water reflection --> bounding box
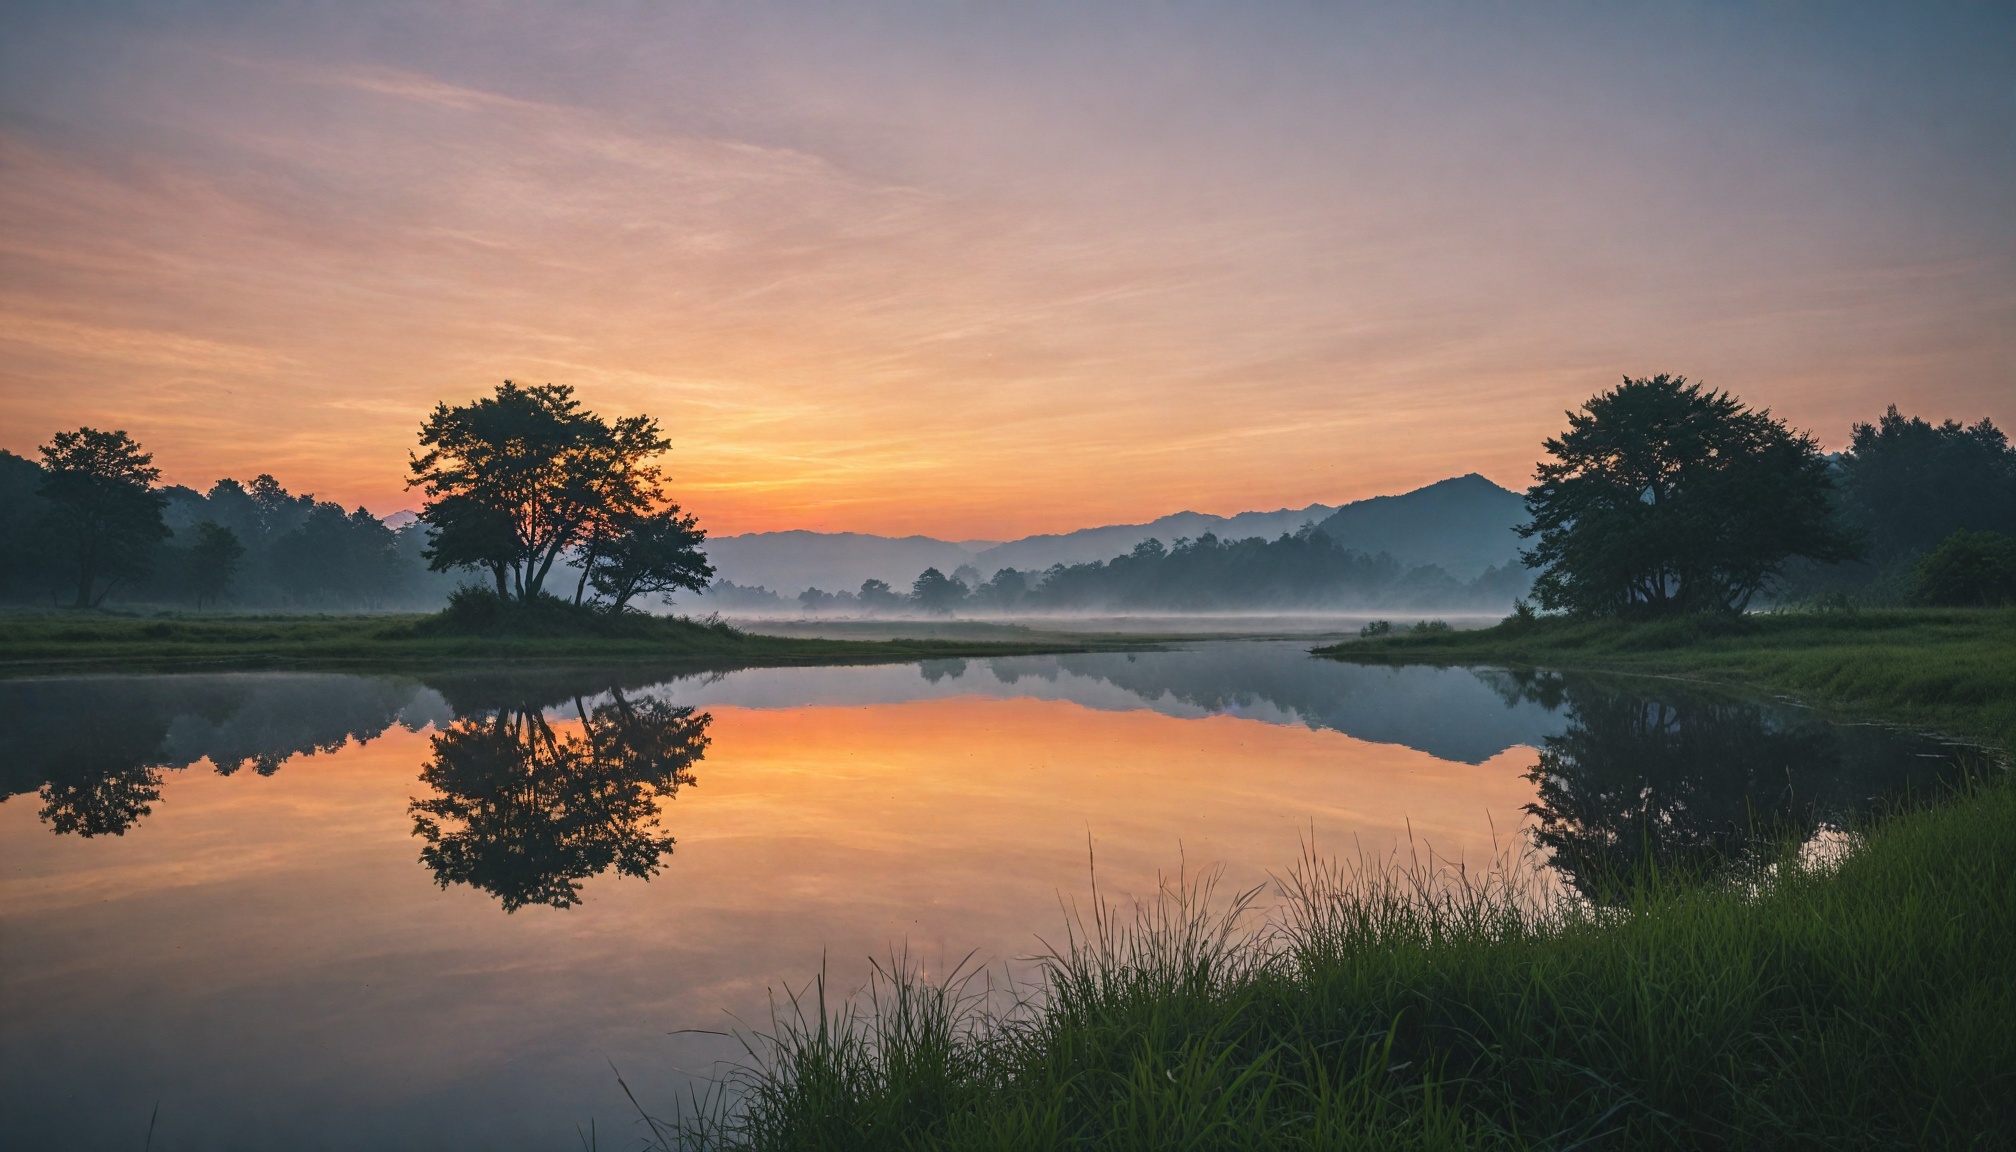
[658,645,1566,764]
[1486,670,1968,899]
[0,670,713,911]
[0,648,1988,1149]
[412,690,709,911]
[1,675,440,837]
[0,650,1973,906]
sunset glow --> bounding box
[2,4,2010,539]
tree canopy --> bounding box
[37,428,169,608]
[1910,530,2016,607]
[1520,375,1856,616]
[1841,407,2016,565]
[409,380,710,610]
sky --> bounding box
[1,2,2011,540]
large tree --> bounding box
[409,381,671,601]
[38,428,169,608]
[1520,375,1855,615]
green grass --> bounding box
[1317,607,2016,750]
[651,771,2014,1151]
[628,607,2015,1150]
[0,608,1145,673]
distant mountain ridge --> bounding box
[703,475,1527,597]
[1314,474,1527,579]
[972,503,1341,574]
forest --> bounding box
[0,451,454,609]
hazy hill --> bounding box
[972,504,1339,574]
[1314,474,1526,578]
[701,476,1527,598]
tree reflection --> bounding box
[2,675,436,837]
[1504,671,1963,901]
[39,764,164,836]
[409,690,710,911]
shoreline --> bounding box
[0,611,1162,676]
[1315,606,2016,751]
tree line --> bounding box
[782,383,2014,619]
[8,376,2008,615]
[0,435,452,609]
[2,381,713,613]
[787,529,1532,615]
[1518,377,2016,615]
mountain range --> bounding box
[703,474,1527,598]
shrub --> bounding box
[1911,530,2016,607]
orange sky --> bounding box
[2,5,2010,539]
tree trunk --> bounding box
[573,547,595,605]
[530,538,566,599]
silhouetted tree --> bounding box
[188,521,245,607]
[409,381,670,602]
[583,507,713,612]
[1521,376,1855,615]
[37,428,169,608]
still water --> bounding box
[0,642,1965,1149]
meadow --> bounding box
[0,603,1134,673]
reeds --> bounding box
[647,776,2015,1150]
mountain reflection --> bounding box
[1489,671,1967,901]
[411,690,710,912]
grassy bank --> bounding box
[1318,608,2016,750]
[658,772,2014,1151]
[0,609,1141,673]
[638,608,2015,1150]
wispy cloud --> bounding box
[1,4,2010,531]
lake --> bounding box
[0,642,1966,1149]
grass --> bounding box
[0,603,1146,674]
[627,606,2015,1150]
[648,771,2014,1150]
[1317,607,2016,750]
